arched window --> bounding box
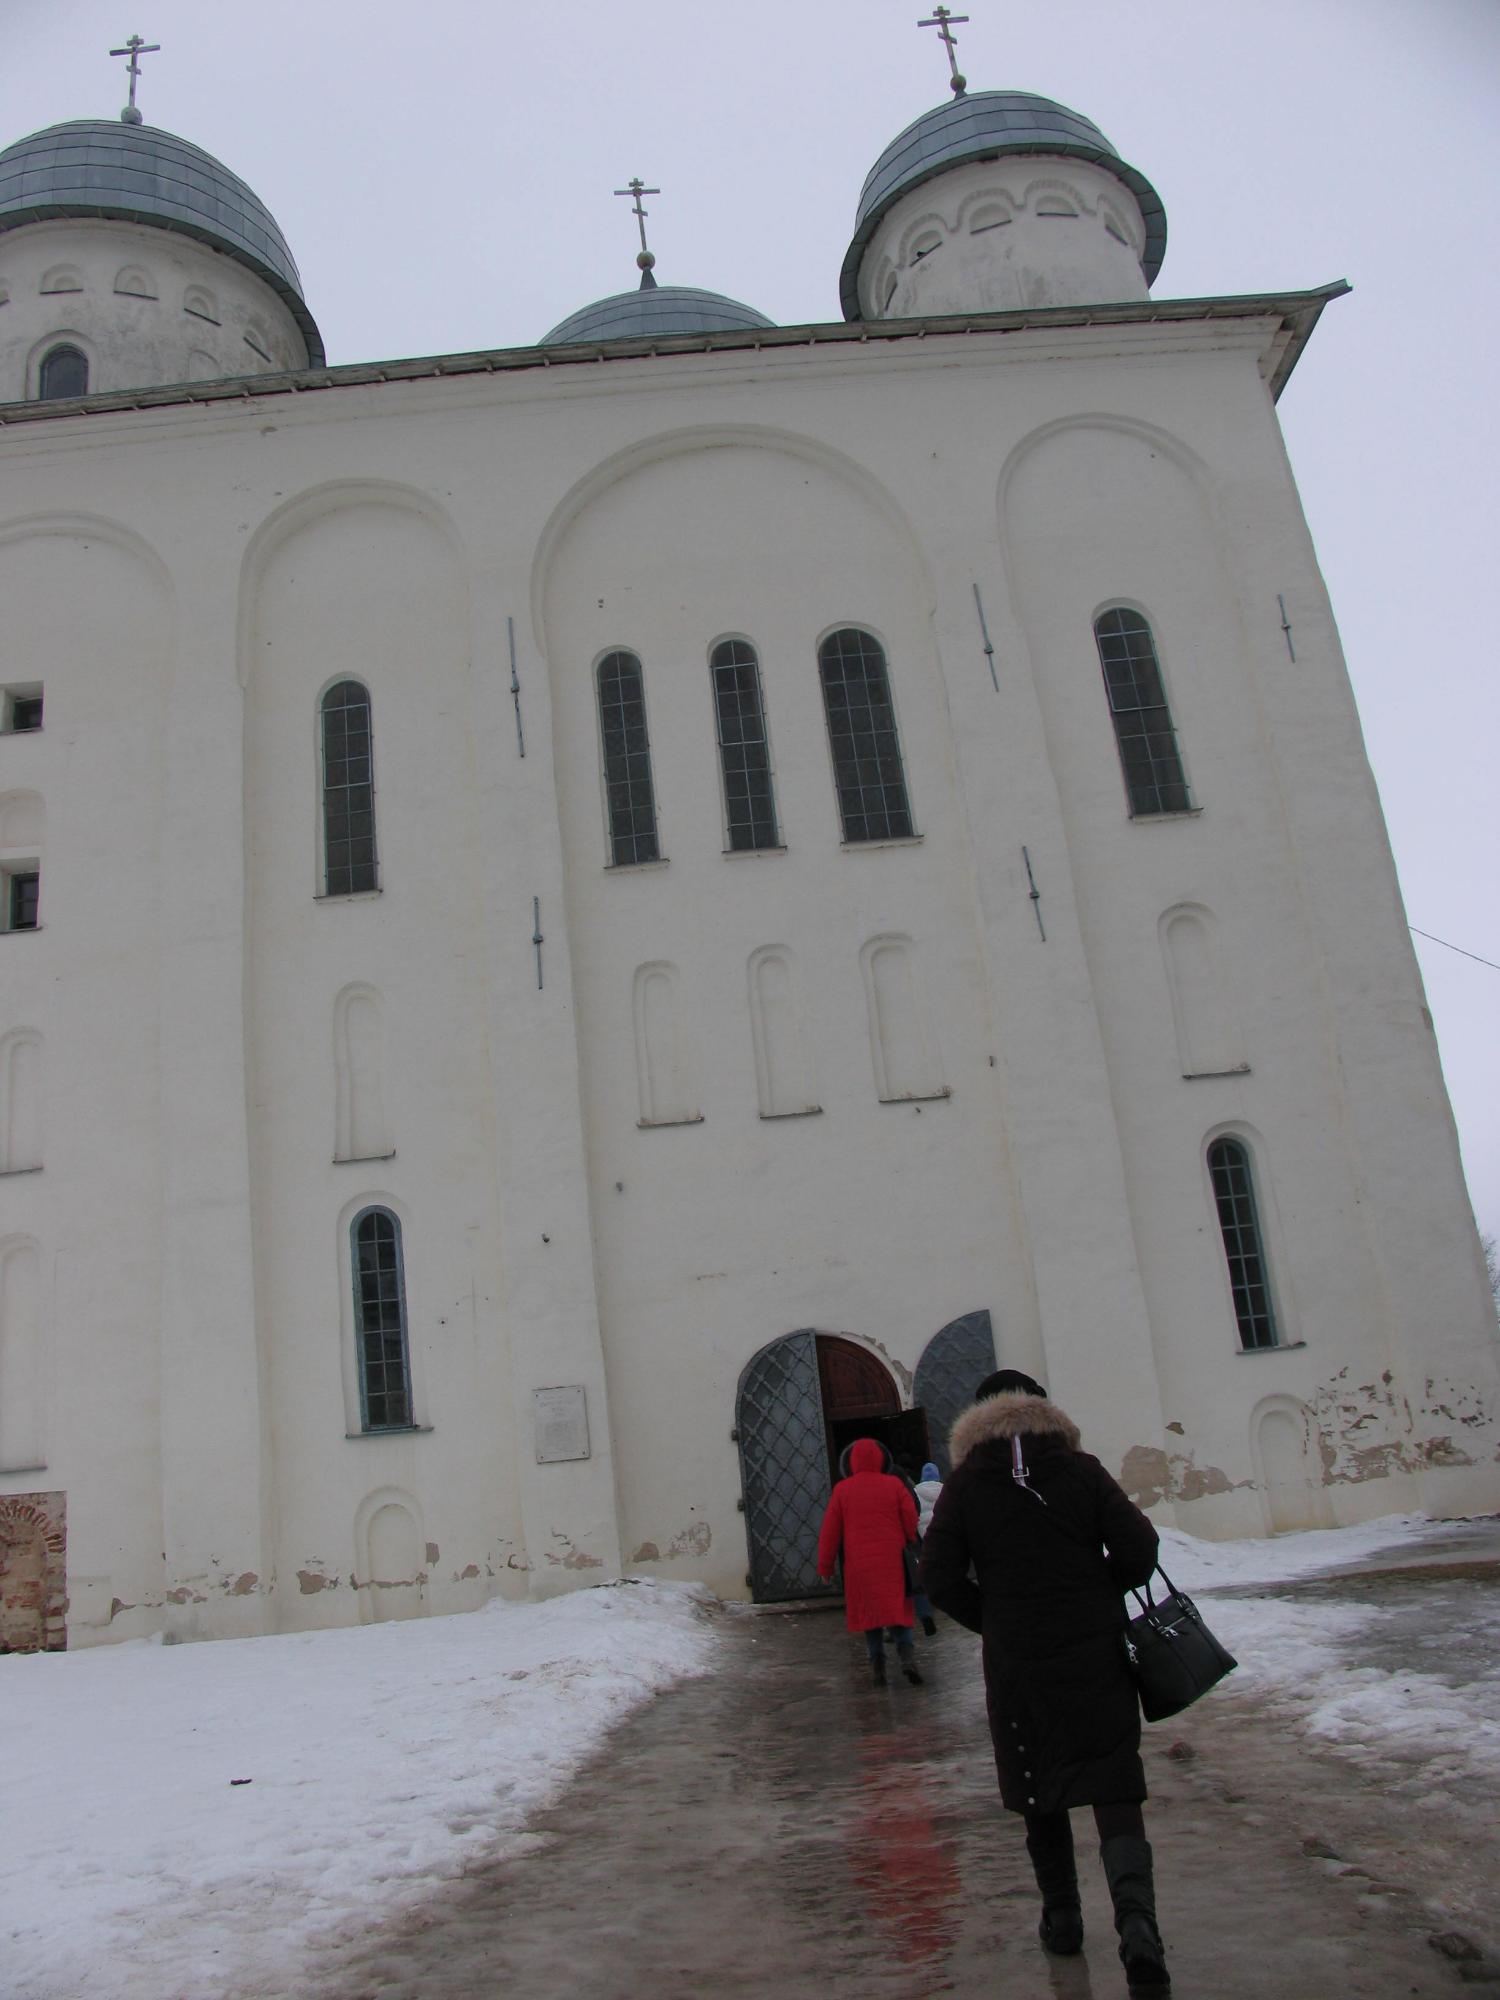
[1093,608,1191,816]
[711,640,778,851]
[37,345,88,401]
[598,650,659,865]
[817,628,913,843]
[351,1207,412,1430]
[320,681,378,895]
[1208,1137,1278,1350]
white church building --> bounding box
[1,59,1496,1650]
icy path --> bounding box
[0,1580,719,2000]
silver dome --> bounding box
[542,284,774,347]
[0,120,324,365]
[841,91,1166,319]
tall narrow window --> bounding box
[818,628,913,843]
[352,1207,412,1430]
[598,650,659,865]
[320,681,378,896]
[38,345,88,401]
[711,640,778,851]
[1208,1137,1278,1350]
[1093,608,1191,816]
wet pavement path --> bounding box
[309,1603,1479,2000]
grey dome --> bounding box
[0,120,324,365]
[542,284,774,347]
[841,90,1166,318]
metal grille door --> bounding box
[913,1310,998,1476]
[736,1332,839,1603]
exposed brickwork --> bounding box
[0,1491,66,1652]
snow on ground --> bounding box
[0,1578,720,2000]
[4,1515,1496,2000]
[1160,1513,1500,1801]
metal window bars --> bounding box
[817,627,914,843]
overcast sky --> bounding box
[6,0,1497,1243]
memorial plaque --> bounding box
[533,1384,590,1463]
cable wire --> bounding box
[1409,926,1500,974]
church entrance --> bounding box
[735,1332,929,1604]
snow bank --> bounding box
[0,1578,720,2000]
[1150,1514,1500,1802]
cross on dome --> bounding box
[614,176,662,282]
[109,31,161,125]
[918,6,969,96]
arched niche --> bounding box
[632,961,702,1127]
[999,418,1231,825]
[0,1029,43,1174]
[859,934,949,1103]
[354,1486,427,1623]
[534,430,934,869]
[1160,902,1247,1077]
[0,518,173,721]
[747,945,819,1118]
[333,984,393,1162]
[1251,1394,1329,1533]
[0,1238,46,1472]
[239,486,469,897]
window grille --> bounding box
[598,650,660,865]
[711,640,778,851]
[9,694,42,733]
[817,628,914,843]
[320,681,378,896]
[38,346,88,401]
[352,1207,412,1430]
[1208,1137,1278,1350]
[1093,608,1192,816]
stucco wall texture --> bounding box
[1,307,1496,1646]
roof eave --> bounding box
[0,282,1351,427]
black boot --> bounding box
[1026,1816,1083,1957]
[871,1656,887,1687]
[1100,1835,1170,1991]
[921,1616,938,1637]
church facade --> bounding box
[1,87,1495,1649]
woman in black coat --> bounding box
[919,1369,1171,1993]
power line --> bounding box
[1409,926,1500,974]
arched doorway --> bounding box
[736,1332,927,1603]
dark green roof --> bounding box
[0,120,324,364]
[841,91,1166,318]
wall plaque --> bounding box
[533,1384,590,1464]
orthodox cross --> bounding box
[918,7,969,95]
[110,33,161,125]
[614,177,661,275]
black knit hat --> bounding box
[975,1368,1048,1402]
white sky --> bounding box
[5,0,1497,1240]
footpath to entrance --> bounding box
[308,1539,1500,2000]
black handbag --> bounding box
[1123,1569,1238,1721]
[901,1539,922,1594]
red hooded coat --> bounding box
[817,1437,918,1631]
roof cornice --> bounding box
[0,282,1350,429]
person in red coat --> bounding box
[817,1436,922,1686]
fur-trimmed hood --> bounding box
[948,1392,1081,1468]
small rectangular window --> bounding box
[4,869,40,931]
[1,685,43,733]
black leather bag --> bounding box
[901,1539,922,1595]
[1124,1569,1238,1721]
